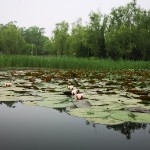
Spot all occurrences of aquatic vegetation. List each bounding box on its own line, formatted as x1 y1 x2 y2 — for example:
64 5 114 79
74 93 84 100
0 69 150 125
0 55 150 70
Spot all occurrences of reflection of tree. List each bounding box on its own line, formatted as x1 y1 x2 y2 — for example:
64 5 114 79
55 107 66 113
85 120 96 128
0 101 16 108
106 122 147 139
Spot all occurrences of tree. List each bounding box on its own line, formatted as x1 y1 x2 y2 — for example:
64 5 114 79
22 26 47 55
105 0 150 60
68 18 90 57
52 21 69 55
43 38 55 55
86 11 107 58
0 22 25 54
0 24 3 53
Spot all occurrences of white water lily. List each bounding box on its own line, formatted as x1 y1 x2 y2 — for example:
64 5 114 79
71 88 79 95
75 93 84 100
67 85 74 90
3 82 12 87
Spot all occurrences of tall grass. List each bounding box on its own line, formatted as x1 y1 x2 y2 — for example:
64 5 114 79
0 55 150 71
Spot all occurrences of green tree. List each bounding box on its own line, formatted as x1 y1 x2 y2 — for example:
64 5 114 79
43 38 56 55
69 18 89 57
0 24 3 52
52 21 69 55
105 0 150 60
22 26 47 55
85 11 107 58
0 22 25 54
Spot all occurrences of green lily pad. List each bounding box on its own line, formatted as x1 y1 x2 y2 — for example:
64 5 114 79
68 108 110 118
87 117 125 125
12 88 33 94
33 82 46 89
17 96 43 101
110 110 150 123
135 113 150 123
90 103 124 111
110 111 138 122
0 96 20 101
36 99 73 108
68 79 79 87
23 101 38 106
42 94 70 101
16 83 33 88
74 100 91 108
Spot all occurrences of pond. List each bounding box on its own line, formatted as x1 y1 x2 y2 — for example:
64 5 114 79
0 69 150 149
0 101 150 150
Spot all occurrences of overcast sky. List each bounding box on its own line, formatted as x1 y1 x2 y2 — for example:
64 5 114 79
0 0 149 36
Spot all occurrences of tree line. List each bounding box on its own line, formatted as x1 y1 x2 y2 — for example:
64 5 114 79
0 0 149 60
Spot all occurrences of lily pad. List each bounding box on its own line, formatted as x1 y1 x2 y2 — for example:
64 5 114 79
110 110 150 123
127 107 150 113
36 99 73 108
42 94 70 101
86 117 125 125
68 108 110 118
23 101 38 106
73 100 91 108
90 104 124 111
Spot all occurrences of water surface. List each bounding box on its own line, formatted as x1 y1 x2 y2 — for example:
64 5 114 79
0 102 150 150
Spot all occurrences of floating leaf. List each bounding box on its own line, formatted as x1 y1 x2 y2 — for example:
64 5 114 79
12 88 32 94
127 107 150 113
42 94 69 101
139 95 150 101
87 117 125 125
69 79 79 87
36 100 73 108
43 75 52 82
110 110 150 123
68 108 110 118
110 111 138 122
23 101 38 106
73 100 91 108
90 104 124 111
1 69 150 125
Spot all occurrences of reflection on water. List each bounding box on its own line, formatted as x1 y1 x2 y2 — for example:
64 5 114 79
55 107 66 113
106 122 148 139
0 101 17 108
0 102 150 150
85 119 149 139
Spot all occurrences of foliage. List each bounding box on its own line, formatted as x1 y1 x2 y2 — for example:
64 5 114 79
85 11 107 58
21 26 49 55
0 55 150 70
0 22 25 54
52 21 70 55
0 68 150 126
105 0 150 60
0 0 149 60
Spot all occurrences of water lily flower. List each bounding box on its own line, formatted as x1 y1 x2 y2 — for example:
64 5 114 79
71 88 79 95
75 93 84 100
4 82 12 87
67 85 74 90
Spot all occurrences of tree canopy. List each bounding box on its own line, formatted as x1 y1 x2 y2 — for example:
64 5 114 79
0 0 149 60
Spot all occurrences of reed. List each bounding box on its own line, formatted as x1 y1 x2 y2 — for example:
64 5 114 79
0 55 149 71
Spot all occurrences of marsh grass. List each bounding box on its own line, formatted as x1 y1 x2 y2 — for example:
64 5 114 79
0 55 149 71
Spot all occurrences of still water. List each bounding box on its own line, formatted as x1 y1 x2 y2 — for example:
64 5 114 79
0 102 150 150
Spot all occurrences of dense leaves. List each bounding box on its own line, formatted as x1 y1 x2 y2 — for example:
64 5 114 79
0 69 150 125
0 0 149 60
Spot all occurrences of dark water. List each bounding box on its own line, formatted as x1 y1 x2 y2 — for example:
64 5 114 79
0 102 150 150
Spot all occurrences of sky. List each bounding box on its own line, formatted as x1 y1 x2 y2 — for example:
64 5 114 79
0 0 149 36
